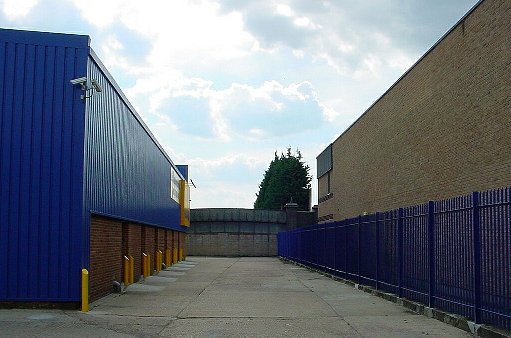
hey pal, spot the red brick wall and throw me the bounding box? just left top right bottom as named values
left=180, top=232, right=186, bottom=257
left=90, top=216, right=122, bottom=302
left=122, top=223, right=142, bottom=282
left=142, top=226, right=155, bottom=274
left=165, top=229, right=173, bottom=251
left=156, top=228, right=165, bottom=251
left=319, top=0, right=511, bottom=220
left=155, top=228, right=165, bottom=269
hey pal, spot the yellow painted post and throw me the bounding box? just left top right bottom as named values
left=179, top=248, right=183, bottom=261
left=129, top=255, right=134, bottom=284
left=159, top=250, right=163, bottom=271
left=156, top=251, right=160, bottom=272
left=147, top=254, right=151, bottom=275
left=173, top=247, right=178, bottom=264
left=142, top=253, right=148, bottom=278
left=81, top=269, right=89, bottom=312
left=165, top=249, right=171, bottom=267
left=123, top=256, right=130, bottom=286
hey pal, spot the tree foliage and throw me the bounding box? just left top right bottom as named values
left=254, top=148, right=312, bottom=211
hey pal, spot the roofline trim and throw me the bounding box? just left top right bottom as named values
left=88, top=48, right=185, bottom=180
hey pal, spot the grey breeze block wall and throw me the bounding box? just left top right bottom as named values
left=187, top=208, right=315, bottom=256
left=318, top=0, right=511, bottom=221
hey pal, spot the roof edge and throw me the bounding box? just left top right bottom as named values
left=0, top=28, right=90, bottom=48
left=88, top=48, right=185, bottom=180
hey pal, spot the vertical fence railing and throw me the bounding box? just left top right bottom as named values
left=472, top=191, right=482, bottom=324
left=279, top=186, right=511, bottom=332
left=428, top=200, right=435, bottom=308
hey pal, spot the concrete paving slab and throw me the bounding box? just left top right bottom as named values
left=142, top=276, right=178, bottom=285
left=344, top=314, right=472, bottom=337
left=180, top=290, right=337, bottom=318
left=160, top=317, right=359, bottom=337
left=1, top=257, right=476, bottom=337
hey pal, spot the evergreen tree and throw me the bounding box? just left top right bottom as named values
left=254, top=148, right=312, bottom=210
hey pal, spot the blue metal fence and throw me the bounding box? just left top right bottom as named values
left=278, top=187, right=511, bottom=331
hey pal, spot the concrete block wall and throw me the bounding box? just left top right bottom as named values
left=187, top=233, right=276, bottom=257
left=187, top=208, right=303, bottom=257
left=319, top=0, right=511, bottom=220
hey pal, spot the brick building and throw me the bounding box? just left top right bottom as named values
left=0, top=29, right=190, bottom=304
left=317, top=0, right=511, bottom=221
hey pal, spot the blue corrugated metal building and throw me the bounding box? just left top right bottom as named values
left=0, top=29, right=190, bottom=304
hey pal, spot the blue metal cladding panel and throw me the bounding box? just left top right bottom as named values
left=83, top=51, right=184, bottom=237
left=0, top=29, right=89, bottom=301
left=176, top=165, right=188, bottom=181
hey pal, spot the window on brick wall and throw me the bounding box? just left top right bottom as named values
left=319, top=171, right=333, bottom=204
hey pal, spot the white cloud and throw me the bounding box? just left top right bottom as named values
left=2, top=0, right=38, bottom=18
left=4, top=0, right=477, bottom=209
left=71, top=0, right=124, bottom=28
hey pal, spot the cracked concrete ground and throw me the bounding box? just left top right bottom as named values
left=0, top=257, right=472, bottom=337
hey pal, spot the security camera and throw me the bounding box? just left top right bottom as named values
left=70, top=77, right=87, bottom=85
left=91, top=79, right=102, bottom=92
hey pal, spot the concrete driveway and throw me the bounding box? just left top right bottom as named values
left=0, top=257, right=471, bottom=337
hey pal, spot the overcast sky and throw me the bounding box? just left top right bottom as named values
left=1, top=0, right=479, bottom=209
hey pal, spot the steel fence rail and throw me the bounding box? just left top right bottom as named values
left=278, top=187, right=511, bottom=331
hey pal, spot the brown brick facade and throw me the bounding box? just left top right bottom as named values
left=156, top=228, right=165, bottom=252
left=142, top=226, right=156, bottom=274
left=89, top=218, right=186, bottom=301
left=180, top=232, right=186, bottom=258
left=90, top=216, right=123, bottom=302
left=122, top=223, right=142, bottom=282
left=319, top=0, right=511, bottom=220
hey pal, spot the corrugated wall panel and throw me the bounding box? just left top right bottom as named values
left=0, top=30, right=89, bottom=301
left=83, top=52, right=184, bottom=237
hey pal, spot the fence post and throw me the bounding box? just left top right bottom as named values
left=375, top=212, right=380, bottom=290
left=357, top=215, right=361, bottom=284
left=428, top=201, right=435, bottom=308
left=397, top=208, right=404, bottom=298
left=344, top=224, right=348, bottom=279
left=472, top=191, right=482, bottom=323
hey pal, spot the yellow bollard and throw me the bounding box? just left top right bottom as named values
left=165, top=249, right=171, bottom=267
left=142, top=253, right=148, bottom=278
left=173, top=248, right=178, bottom=264
left=81, top=269, right=89, bottom=312
left=156, top=251, right=160, bottom=272
left=129, top=255, right=134, bottom=284
left=158, top=250, right=163, bottom=271
left=147, top=254, right=151, bottom=275
left=179, top=248, right=183, bottom=261
left=123, top=256, right=130, bottom=286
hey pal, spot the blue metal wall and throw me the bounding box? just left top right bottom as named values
left=0, top=29, right=89, bottom=301
left=0, top=29, right=187, bottom=302
left=83, top=50, right=185, bottom=234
